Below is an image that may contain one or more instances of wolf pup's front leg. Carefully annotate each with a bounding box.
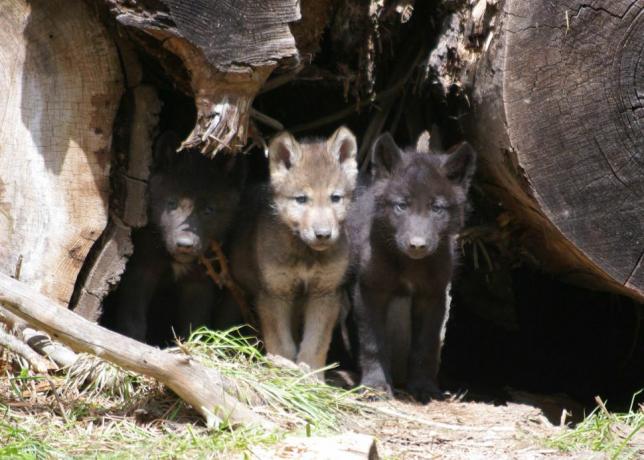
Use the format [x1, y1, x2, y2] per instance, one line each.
[352, 281, 394, 396]
[406, 290, 447, 402]
[297, 291, 343, 376]
[257, 291, 298, 362]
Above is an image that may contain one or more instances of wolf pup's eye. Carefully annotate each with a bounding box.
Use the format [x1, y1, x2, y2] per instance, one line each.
[394, 202, 408, 213]
[330, 193, 343, 203]
[431, 204, 446, 214]
[294, 195, 309, 204]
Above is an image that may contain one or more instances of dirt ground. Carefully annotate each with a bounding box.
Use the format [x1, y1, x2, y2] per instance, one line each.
[350, 398, 602, 460]
[255, 396, 610, 459]
[0, 349, 627, 459]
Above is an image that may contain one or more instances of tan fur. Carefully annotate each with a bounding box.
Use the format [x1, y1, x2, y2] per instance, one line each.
[230, 127, 357, 379]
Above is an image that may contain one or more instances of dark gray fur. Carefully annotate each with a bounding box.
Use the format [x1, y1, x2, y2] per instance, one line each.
[347, 132, 476, 402]
[110, 132, 244, 343]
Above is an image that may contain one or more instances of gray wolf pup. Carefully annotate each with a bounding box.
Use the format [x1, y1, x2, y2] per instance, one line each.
[230, 127, 358, 378]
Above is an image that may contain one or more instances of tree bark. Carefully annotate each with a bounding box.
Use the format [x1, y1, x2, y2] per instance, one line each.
[72, 82, 162, 322]
[464, 0, 644, 300]
[105, 0, 301, 156]
[0, 0, 123, 305]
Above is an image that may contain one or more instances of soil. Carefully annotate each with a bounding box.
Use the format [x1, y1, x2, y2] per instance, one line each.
[0, 349, 614, 459]
[354, 398, 601, 460]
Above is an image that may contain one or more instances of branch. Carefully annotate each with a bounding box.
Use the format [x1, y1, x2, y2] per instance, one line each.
[0, 326, 52, 373]
[0, 272, 269, 429]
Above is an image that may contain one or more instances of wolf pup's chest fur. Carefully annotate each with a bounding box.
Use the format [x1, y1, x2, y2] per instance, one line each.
[256, 215, 350, 297]
[348, 131, 476, 402]
[230, 127, 358, 379]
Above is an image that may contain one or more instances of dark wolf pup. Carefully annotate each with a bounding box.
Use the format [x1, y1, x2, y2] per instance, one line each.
[347, 132, 476, 402]
[229, 127, 358, 379]
[109, 132, 245, 344]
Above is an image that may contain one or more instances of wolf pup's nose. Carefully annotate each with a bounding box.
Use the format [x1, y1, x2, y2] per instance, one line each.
[176, 235, 196, 249]
[409, 237, 427, 250]
[315, 229, 332, 241]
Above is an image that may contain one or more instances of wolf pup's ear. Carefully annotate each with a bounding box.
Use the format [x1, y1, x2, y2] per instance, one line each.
[443, 142, 477, 190]
[327, 126, 358, 184]
[371, 132, 402, 179]
[268, 131, 302, 177]
[415, 130, 431, 154]
[153, 131, 181, 170]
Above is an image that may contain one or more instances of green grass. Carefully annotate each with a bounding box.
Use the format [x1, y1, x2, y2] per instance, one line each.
[0, 327, 372, 458]
[0, 418, 57, 460]
[183, 327, 372, 430]
[548, 392, 644, 459]
[0, 405, 283, 459]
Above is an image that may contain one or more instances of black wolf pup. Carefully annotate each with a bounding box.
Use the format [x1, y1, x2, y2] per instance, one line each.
[348, 132, 476, 402]
[109, 132, 244, 344]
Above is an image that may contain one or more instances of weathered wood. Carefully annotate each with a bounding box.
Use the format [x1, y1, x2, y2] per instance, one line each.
[0, 325, 53, 373]
[105, 0, 300, 156]
[0, 0, 123, 305]
[0, 272, 267, 428]
[464, 0, 644, 300]
[0, 307, 78, 368]
[72, 85, 161, 322]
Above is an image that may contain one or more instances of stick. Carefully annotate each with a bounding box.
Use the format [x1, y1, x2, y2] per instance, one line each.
[0, 326, 52, 373]
[1, 306, 78, 368]
[200, 241, 258, 331]
[0, 272, 268, 428]
[259, 64, 305, 94]
[21, 328, 78, 368]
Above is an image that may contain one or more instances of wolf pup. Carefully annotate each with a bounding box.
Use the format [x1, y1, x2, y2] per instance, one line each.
[110, 132, 244, 343]
[348, 132, 476, 402]
[230, 127, 358, 377]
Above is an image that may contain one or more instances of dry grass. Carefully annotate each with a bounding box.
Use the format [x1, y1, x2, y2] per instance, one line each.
[0, 327, 373, 459]
[2, 328, 640, 459]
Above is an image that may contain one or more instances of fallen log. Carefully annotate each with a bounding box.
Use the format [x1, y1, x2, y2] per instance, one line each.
[457, 0, 644, 300]
[0, 0, 123, 306]
[0, 272, 268, 429]
[104, 0, 301, 156]
[255, 432, 380, 460]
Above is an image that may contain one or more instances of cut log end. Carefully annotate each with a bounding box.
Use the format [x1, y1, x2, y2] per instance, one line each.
[465, 0, 644, 301]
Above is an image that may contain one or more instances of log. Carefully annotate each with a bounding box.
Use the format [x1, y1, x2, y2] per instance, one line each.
[72, 84, 162, 322]
[0, 272, 267, 428]
[105, 0, 301, 156]
[0, 0, 123, 305]
[463, 0, 644, 300]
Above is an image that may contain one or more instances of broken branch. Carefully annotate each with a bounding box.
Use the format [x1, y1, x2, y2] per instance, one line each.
[0, 272, 268, 429]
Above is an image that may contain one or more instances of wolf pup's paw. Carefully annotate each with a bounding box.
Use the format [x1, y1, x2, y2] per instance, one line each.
[359, 376, 394, 401]
[406, 379, 445, 404]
